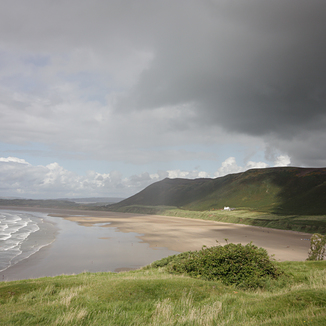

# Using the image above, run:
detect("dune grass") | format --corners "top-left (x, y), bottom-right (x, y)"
top-left (1, 260), bottom-right (326, 325)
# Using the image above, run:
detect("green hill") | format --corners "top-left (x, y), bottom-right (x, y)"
top-left (108, 167), bottom-right (326, 215)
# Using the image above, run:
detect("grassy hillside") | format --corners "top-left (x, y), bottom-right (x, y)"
top-left (1, 260), bottom-right (326, 325)
top-left (108, 167), bottom-right (326, 215)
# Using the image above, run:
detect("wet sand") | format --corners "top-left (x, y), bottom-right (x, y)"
top-left (61, 210), bottom-right (311, 261)
top-left (1, 207), bottom-right (312, 281)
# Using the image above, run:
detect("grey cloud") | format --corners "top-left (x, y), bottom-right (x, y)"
top-left (117, 1), bottom-right (326, 160)
top-left (267, 130), bottom-right (326, 167)
top-left (1, 0), bottom-right (326, 169)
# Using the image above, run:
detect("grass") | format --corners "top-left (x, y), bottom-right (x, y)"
top-left (114, 205), bottom-right (326, 235)
top-left (1, 261), bottom-right (326, 325)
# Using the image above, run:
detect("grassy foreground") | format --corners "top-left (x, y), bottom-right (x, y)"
top-left (113, 205), bottom-right (326, 235)
top-left (1, 261), bottom-right (326, 325)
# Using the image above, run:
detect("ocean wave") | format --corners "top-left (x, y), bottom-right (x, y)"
top-left (0, 210), bottom-right (56, 273)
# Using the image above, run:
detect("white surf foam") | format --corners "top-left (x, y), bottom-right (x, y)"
top-left (0, 210), bottom-right (56, 272)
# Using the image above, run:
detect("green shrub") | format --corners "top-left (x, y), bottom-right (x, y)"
top-left (155, 242), bottom-right (282, 289)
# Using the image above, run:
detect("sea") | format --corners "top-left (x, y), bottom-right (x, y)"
top-left (0, 209), bottom-right (179, 281)
top-left (0, 210), bottom-right (57, 273)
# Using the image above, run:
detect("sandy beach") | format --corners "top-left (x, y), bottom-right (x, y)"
top-left (1, 207), bottom-right (312, 281)
top-left (60, 210), bottom-right (311, 261)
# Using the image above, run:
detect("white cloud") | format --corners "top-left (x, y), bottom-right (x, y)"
top-left (0, 157), bottom-right (29, 164)
top-left (212, 155), bottom-right (291, 179)
top-left (274, 155), bottom-right (291, 167)
top-left (214, 157), bottom-right (269, 178)
top-left (246, 161), bottom-right (269, 169)
top-left (166, 169), bottom-right (210, 179)
top-left (214, 157), bottom-right (243, 177)
top-left (0, 157), bottom-right (165, 198)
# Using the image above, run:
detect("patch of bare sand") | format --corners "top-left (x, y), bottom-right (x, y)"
top-left (61, 211), bottom-right (311, 261)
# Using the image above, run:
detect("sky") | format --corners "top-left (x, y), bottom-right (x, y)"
top-left (1, 0), bottom-right (326, 199)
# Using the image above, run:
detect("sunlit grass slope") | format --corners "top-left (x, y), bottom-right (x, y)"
top-left (1, 261), bottom-right (326, 325)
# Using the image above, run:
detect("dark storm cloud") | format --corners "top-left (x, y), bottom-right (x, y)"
top-left (2, 0), bottom-right (325, 140)
top-left (120, 0), bottom-right (326, 140)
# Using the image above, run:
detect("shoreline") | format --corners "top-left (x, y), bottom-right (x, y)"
top-left (1, 207), bottom-right (179, 281)
top-left (1, 206), bottom-right (312, 281)
top-left (62, 212), bottom-right (312, 260)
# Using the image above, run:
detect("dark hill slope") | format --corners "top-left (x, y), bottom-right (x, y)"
top-left (108, 167), bottom-right (326, 215)
top-left (110, 176), bottom-right (234, 207)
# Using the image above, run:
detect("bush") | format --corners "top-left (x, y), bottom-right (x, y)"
top-left (155, 242), bottom-right (282, 289)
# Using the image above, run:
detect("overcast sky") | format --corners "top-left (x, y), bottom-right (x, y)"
top-left (1, 0), bottom-right (326, 199)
